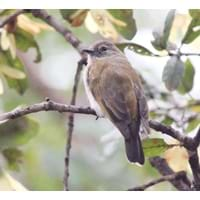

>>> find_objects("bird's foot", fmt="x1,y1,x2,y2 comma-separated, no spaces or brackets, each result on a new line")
95,114,105,120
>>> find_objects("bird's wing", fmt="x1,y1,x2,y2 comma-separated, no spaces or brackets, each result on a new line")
91,67,139,140
134,84,150,136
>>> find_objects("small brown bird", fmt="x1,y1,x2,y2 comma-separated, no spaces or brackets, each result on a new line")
82,40,150,165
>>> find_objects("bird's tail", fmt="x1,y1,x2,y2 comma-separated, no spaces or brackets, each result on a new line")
124,132,145,165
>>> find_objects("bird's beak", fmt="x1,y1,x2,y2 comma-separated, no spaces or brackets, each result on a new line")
81,48,95,55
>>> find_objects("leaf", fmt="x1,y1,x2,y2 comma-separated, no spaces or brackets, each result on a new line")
162,56,184,91
164,146,189,172
0,29,10,50
116,42,158,56
0,77,4,95
0,168,27,191
0,9,16,17
17,14,54,35
15,27,41,62
151,10,175,50
182,10,200,44
149,111,158,119
142,138,170,157
2,148,23,171
60,9,89,27
151,31,165,50
7,33,16,59
190,105,200,113
0,51,28,94
85,10,119,41
0,65,26,79
189,9,200,18
161,116,174,125
162,10,176,46
178,59,195,94
108,9,136,40
186,118,200,133
0,117,39,150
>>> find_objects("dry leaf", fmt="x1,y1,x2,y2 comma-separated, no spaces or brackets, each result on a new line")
0,29,10,50
0,29,16,58
7,33,16,59
85,10,120,42
0,65,26,79
164,146,189,172
17,14,54,35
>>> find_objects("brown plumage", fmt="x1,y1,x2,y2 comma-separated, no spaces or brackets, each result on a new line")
82,40,150,164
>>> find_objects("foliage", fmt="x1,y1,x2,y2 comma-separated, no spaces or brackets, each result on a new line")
0,9,200,191
142,138,170,157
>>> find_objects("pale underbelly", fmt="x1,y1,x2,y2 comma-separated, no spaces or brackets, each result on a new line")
83,65,104,117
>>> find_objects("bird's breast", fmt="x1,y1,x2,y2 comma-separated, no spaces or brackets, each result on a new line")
83,59,104,117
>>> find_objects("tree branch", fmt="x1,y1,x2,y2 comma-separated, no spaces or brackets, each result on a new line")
0,9,24,28
29,9,87,190
64,59,85,190
168,52,200,57
0,101,199,152
1,9,200,190
0,99,96,122
128,171,188,191
149,120,200,151
188,150,200,190
149,157,191,190
0,98,200,190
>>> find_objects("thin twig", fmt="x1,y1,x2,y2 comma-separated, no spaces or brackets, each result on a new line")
168,52,200,57
149,157,191,190
29,9,87,190
149,120,187,145
128,171,188,191
64,59,84,191
0,9,24,28
1,9,200,191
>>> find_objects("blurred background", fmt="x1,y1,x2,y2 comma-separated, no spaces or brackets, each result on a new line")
0,9,200,191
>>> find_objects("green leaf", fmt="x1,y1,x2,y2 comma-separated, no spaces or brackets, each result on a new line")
178,59,195,94
186,118,200,133
149,111,158,119
151,31,165,50
2,148,23,171
108,9,137,40
189,9,200,18
0,65,26,79
152,10,175,50
162,56,184,91
15,27,41,62
182,10,200,44
0,51,28,94
162,10,176,45
142,138,170,157
0,117,39,150
161,116,174,125
60,9,89,27
116,42,158,56
0,9,16,17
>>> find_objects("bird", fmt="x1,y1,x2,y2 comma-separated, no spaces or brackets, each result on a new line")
81,40,150,165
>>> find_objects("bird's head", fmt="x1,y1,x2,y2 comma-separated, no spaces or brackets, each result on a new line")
81,40,122,58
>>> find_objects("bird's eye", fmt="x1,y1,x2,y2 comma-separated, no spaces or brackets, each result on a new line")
99,46,107,52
